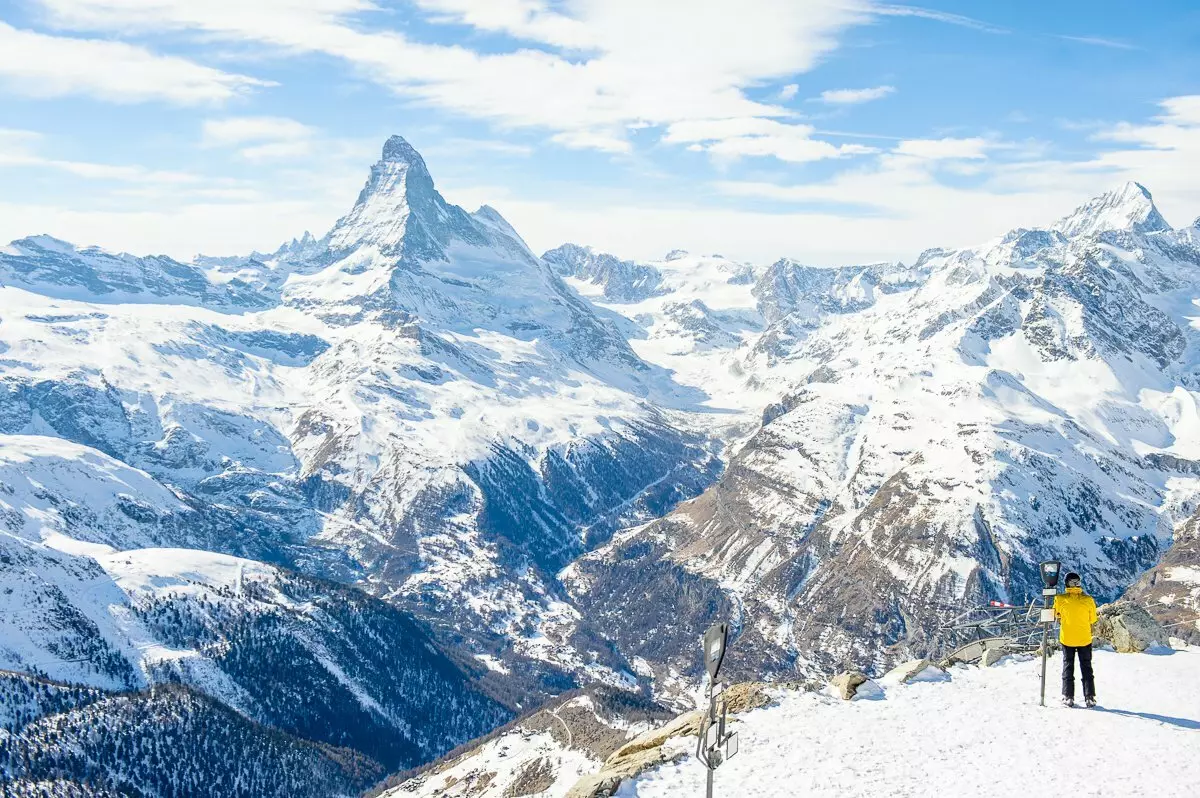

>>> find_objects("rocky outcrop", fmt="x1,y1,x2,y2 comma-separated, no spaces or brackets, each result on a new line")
1121,508,1200,644
565,710,701,798
829,671,884,700
880,659,950,685
565,682,795,797
1094,602,1168,653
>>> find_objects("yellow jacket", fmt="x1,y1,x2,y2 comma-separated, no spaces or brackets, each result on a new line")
1054,587,1098,647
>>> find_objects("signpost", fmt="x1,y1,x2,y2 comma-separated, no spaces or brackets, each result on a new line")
696,622,739,798
1038,560,1062,707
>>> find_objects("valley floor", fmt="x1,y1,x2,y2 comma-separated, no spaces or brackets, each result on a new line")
622,648,1200,797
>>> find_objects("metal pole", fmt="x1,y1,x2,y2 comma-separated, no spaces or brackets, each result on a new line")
1038,586,1056,706
1039,622,1049,706
706,677,716,798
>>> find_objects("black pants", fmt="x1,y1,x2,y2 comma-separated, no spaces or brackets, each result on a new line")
1062,644,1095,700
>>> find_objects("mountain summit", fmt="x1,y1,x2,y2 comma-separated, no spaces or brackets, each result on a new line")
1052,181,1171,239
326,134,489,258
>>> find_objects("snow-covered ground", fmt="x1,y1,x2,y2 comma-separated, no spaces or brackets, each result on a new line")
624,648,1200,797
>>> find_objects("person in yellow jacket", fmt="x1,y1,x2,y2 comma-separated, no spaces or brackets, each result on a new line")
1054,571,1098,707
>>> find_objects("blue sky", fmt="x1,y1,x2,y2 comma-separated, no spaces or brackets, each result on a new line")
1,0,1198,264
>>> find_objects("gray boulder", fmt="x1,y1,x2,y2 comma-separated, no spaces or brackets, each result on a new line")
880,658,950,684
829,671,883,700
1094,602,1167,653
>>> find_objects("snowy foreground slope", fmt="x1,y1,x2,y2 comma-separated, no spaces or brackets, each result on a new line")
629,648,1200,798
389,647,1200,798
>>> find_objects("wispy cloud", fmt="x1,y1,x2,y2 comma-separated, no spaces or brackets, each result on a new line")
0,20,272,105
893,136,993,160
873,5,1009,35
202,116,318,160
779,84,799,101
819,85,895,105
0,129,203,183
1056,34,1137,51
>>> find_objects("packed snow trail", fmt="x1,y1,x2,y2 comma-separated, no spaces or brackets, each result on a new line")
620,648,1200,797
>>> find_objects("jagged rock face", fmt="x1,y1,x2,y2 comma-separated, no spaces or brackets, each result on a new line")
543,244,664,303
1051,181,1171,239
566,183,1200,686
0,236,274,309
327,136,491,260
1123,506,1200,643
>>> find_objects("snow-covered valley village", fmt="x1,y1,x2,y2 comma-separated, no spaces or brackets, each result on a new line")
2,135,1199,798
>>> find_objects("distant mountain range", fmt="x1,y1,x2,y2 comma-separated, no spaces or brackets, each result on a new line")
2,135,1198,793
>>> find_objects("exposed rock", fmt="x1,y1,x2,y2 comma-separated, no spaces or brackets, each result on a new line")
981,647,1007,667
504,758,555,797
566,711,701,798
1094,602,1168,653
1121,508,1200,645
721,682,776,714
880,658,950,684
829,671,882,700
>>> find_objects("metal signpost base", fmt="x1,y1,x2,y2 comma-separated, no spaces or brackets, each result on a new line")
1037,561,1062,707
697,623,738,798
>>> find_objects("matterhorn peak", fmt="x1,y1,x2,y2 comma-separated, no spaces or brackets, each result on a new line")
326,134,449,256
381,135,430,171
1052,181,1171,239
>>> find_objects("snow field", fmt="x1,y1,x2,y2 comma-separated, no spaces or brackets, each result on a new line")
622,649,1200,797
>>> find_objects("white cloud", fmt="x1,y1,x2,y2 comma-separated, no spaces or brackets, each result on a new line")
818,85,895,105
202,116,314,146
0,128,204,183
893,136,992,160
202,116,318,160
698,95,1200,260
665,117,876,163
550,130,632,154
429,138,534,157
0,21,271,104
36,0,876,156
0,199,337,258
8,96,1200,268
779,84,799,101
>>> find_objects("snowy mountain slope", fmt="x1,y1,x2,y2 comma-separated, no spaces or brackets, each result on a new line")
0,434,507,768
0,672,385,798
0,235,274,310
542,246,768,421
372,685,674,798
621,647,1200,798
0,136,727,702
563,184,1200,684
5,127,1200,790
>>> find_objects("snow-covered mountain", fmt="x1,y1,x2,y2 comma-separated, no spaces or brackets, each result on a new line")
0,134,734,789
3,130,1200,791
0,137,725,695
560,182,1200,685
